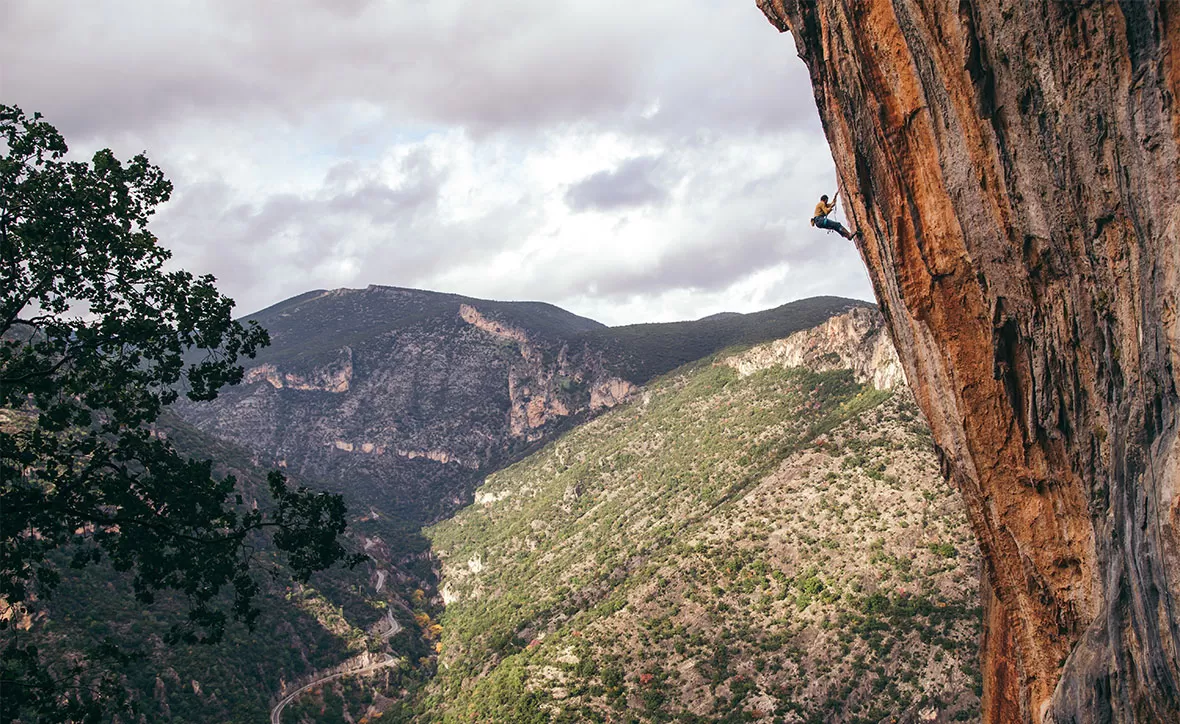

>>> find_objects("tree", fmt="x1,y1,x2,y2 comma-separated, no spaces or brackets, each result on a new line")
0,106,359,721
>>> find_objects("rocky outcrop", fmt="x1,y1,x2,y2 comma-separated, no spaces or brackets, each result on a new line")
759,1,1179,721
460,301,634,439
186,287,851,527
724,307,905,389
395,448,474,468
244,346,353,392
589,377,637,411
458,304,532,350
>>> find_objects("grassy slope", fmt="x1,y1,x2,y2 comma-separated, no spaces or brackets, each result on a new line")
10,293,871,722
420,357,981,723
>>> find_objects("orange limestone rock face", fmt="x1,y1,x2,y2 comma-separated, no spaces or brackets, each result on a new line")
759,1,1179,722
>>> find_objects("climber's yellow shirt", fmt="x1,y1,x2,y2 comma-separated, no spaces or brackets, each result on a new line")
813,201,834,217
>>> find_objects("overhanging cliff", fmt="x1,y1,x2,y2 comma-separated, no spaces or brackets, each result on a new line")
758,1,1179,722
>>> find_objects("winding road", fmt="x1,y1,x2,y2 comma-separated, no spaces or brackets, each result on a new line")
269,655,400,724
375,609,402,639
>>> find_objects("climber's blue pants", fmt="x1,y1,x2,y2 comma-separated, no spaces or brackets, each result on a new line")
813,215,849,236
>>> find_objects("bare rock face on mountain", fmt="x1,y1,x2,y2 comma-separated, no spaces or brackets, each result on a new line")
759,1,1179,722
177,286,632,521
177,286,864,526
725,306,906,390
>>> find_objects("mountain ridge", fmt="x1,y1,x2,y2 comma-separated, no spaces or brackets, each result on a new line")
10,291,979,723
177,289,871,528
236,285,872,384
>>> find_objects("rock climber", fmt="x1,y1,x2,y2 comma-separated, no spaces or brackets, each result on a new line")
811,190,858,240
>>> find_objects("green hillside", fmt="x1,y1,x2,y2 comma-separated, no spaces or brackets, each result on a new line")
1,411,431,724
419,355,981,723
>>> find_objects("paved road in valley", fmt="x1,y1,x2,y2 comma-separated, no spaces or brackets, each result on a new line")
269,655,399,724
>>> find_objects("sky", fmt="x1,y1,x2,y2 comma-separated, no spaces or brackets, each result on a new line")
0,0,872,326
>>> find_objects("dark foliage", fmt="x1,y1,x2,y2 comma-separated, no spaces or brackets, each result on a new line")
0,106,359,722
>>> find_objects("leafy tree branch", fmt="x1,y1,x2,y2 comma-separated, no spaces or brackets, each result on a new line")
0,105,361,722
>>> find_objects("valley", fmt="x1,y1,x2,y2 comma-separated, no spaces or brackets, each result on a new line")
5,290,981,723
9,1,1176,721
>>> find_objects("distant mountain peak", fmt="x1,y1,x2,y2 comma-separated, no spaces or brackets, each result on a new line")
180,292,868,529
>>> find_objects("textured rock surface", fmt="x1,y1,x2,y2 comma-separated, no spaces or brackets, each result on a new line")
758,1,1179,721
177,287,861,527
243,346,354,392
177,286,632,522
725,307,906,390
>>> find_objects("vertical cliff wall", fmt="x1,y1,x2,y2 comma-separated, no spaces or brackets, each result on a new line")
758,1,1180,721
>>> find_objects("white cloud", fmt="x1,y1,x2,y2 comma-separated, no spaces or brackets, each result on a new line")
1,0,874,325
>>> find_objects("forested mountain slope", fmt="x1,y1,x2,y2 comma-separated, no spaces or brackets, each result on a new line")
420,310,982,723
0,410,424,723
177,287,866,527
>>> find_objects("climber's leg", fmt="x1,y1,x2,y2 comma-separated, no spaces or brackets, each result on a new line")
816,216,854,239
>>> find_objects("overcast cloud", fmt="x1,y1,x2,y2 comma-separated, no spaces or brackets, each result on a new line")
0,0,872,325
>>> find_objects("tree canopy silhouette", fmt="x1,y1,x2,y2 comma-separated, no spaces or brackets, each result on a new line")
0,105,359,722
